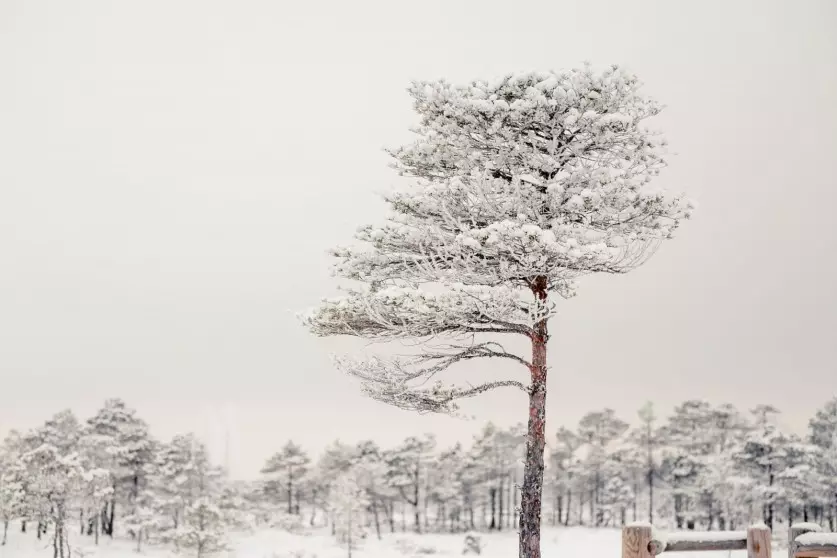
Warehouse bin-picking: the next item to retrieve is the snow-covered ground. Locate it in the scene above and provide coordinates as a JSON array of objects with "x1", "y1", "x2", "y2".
[{"x1": 0, "y1": 526, "x2": 777, "y2": 558}]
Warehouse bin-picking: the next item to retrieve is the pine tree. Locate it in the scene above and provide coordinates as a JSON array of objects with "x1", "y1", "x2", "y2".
[
  {"x1": 735, "y1": 405, "x2": 788, "y2": 530},
  {"x1": 308, "y1": 440, "x2": 357, "y2": 529},
  {"x1": 577, "y1": 409, "x2": 628, "y2": 526},
  {"x1": 84, "y1": 398, "x2": 154, "y2": 537},
  {"x1": 177, "y1": 499, "x2": 227, "y2": 558},
  {"x1": 384, "y1": 434, "x2": 436, "y2": 533},
  {"x1": 330, "y1": 469, "x2": 370, "y2": 558},
  {"x1": 0, "y1": 433, "x2": 26, "y2": 545},
  {"x1": 169, "y1": 437, "x2": 227, "y2": 557},
  {"x1": 302, "y1": 64, "x2": 692, "y2": 558},
  {"x1": 261, "y1": 441, "x2": 310, "y2": 515},
  {"x1": 808, "y1": 397, "x2": 837, "y2": 524},
  {"x1": 635, "y1": 402, "x2": 661, "y2": 524},
  {"x1": 20, "y1": 443, "x2": 85, "y2": 558}
]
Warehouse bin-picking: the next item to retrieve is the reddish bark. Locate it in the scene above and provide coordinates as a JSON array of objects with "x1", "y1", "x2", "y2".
[{"x1": 519, "y1": 276, "x2": 548, "y2": 558}]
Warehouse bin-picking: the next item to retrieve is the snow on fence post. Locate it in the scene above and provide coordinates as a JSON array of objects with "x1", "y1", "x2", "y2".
[
  {"x1": 747, "y1": 524, "x2": 772, "y2": 558},
  {"x1": 790, "y1": 523, "x2": 837, "y2": 558},
  {"x1": 789, "y1": 524, "x2": 821, "y2": 558},
  {"x1": 623, "y1": 523, "x2": 654, "y2": 558}
]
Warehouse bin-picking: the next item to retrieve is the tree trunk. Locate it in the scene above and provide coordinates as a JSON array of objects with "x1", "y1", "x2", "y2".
[
  {"x1": 2, "y1": 520, "x2": 8, "y2": 546},
  {"x1": 519, "y1": 276, "x2": 548, "y2": 558},
  {"x1": 564, "y1": 490, "x2": 571, "y2": 526},
  {"x1": 310, "y1": 489, "x2": 318, "y2": 526},
  {"x1": 413, "y1": 468, "x2": 421, "y2": 534},
  {"x1": 498, "y1": 476, "x2": 504, "y2": 531},
  {"x1": 20, "y1": 520, "x2": 26, "y2": 533},
  {"x1": 108, "y1": 498, "x2": 115, "y2": 537},
  {"x1": 647, "y1": 422, "x2": 654, "y2": 524},
  {"x1": 387, "y1": 501, "x2": 395, "y2": 533},
  {"x1": 372, "y1": 500, "x2": 381, "y2": 540},
  {"x1": 287, "y1": 466, "x2": 294, "y2": 515},
  {"x1": 489, "y1": 488, "x2": 497, "y2": 530},
  {"x1": 512, "y1": 471, "x2": 518, "y2": 528},
  {"x1": 508, "y1": 471, "x2": 514, "y2": 528}
]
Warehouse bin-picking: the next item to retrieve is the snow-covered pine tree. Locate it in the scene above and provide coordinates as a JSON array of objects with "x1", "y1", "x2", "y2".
[
  {"x1": 735, "y1": 405, "x2": 788, "y2": 530},
  {"x1": 21, "y1": 442, "x2": 85, "y2": 558},
  {"x1": 384, "y1": 434, "x2": 436, "y2": 534},
  {"x1": 330, "y1": 469, "x2": 370, "y2": 558},
  {"x1": 177, "y1": 498, "x2": 227, "y2": 558},
  {"x1": 261, "y1": 441, "x2": 310, "y2": 516},
  {"x1": 170, "y1": 437, "x2": 228, "y2": 557},
  {"x1": 808, "y1": 397, "x2": 837, "y2": 525},
  {"x1": 122, "y1": 494, "x2": 161, "y2": 552},
  {"x1": 352, "y1": 440, "x2": 391, "y2": 539},
  {"x1": 0, "y1": 433, "x2": 26, "y2": 545},
  {"x1": 577, "y1": 409, "x2": 628, "y2": 526},
  {"x1": 549, "y1": 427, "x2": 580, "y2": 527},
  {"x1": 635, "y1": 402, "x2": 661, "y2": 524},
  {"x1": 660, "y1": 400, "x2": 716, "y2": 529},
  {"x1": 302, "y1": 64, "x2": 692, "y2": 558},
  {"x1": 308, "y1": 440, "x2": 357, "y2": 530},
  {"x1": 84, "y1": 398, "x2": 154, "y2": 538}
]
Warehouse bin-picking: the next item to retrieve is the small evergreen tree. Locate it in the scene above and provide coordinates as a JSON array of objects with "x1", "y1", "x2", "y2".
[{"x1": 331, "y1": 470, "x2": 369, "y2": 558}]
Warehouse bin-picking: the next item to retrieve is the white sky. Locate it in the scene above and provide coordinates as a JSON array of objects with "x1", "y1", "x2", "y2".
[{"x1": 1, "y1": 0, "x2": 835, "y2": 479}]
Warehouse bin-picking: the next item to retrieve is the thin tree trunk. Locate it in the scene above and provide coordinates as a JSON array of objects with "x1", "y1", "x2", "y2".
[
  {"x1": 498, "y1": 475, "x2": 504, "y2": 531},
  {"x1": 288, "y1": 466, "x2": 294, "y2": 515},
  {"x1": 489, "y1": 488, "x2": 497, "y2": 530},
  {"x1": 564, "y1": 490, "x2": 571, "y2": 526},
  {"x1": 53, "y1": 517, "x2": 60, "y2": 558},
  {"x1": 371, "y1": 500, "x2": 381, "y2": 540},
  {"x1": 310, "y1": 489, "x2": 318, "y2": 526},
  {"x1": 519, "y1": 276, "x2": 548, "y2": 558},
  {"x1": 647, "y1": 420, "x2": 654, "y2": 524},
  {"x1": 107, "y1": 496, "x2": 115, "y2": 537},
  {"x1": 347, "y1": 514, "x2": 352, "y2": 558},
  {"x1": 2, "y1": 520, "x2": 8, "y2": 546}
]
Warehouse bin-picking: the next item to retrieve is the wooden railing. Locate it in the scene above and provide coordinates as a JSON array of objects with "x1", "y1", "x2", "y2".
[
  {"x1": 623, "y1": 522, "x2": 837, "y2": 558},
  {"x1": 623, "y1": 523, "x2": 771, "y2": 558}
]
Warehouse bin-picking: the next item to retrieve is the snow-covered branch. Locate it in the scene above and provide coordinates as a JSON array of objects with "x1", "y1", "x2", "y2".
[{"x1": 302, "y1": 284, "x2": 551, "y2": 339}]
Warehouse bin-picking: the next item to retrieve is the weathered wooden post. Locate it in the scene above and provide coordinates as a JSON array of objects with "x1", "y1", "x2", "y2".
[
  {"x1": 789, "y1": 523, "x2": 822, "y2": 558},
  {"x1": 623, "y1": 523, "x2": 654, "y2": 558},
  {"x1": 747, "y1": 524, "x2": 772, "y2": 558}
]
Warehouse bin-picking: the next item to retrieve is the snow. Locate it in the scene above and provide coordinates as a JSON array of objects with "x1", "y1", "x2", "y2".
[
  {"x1": 0, "y1": 526, "x2": 770, "y2": 558},
  {"x1": 796, "y1": 532, "x2": 837, "y2": 546}
]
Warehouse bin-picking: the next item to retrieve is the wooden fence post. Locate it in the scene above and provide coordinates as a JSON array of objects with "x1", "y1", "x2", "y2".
[
  {"x1": 789, "y1": 523, "x2": 822, "y2": 558},
  {"x1": 623, "y1": 524, "x2": 654, "y2": 558},
  {"x1": 748, "y1": 524, "x2": 772, "y2": 558}
]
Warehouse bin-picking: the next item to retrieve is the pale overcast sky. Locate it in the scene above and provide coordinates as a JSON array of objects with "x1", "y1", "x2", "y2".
[{"x1": 1, "y1": 0, "x2": 835, "y2": 479}]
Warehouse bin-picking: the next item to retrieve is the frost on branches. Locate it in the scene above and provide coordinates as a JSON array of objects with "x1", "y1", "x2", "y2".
[{"x1": 302, "y1": 64, "x2": 693, "y2": 558}]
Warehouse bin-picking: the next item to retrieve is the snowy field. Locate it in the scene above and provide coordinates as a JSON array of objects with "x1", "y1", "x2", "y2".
[{"x1": 0, "y1": 526, "x2": 781, "y2": 558}]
